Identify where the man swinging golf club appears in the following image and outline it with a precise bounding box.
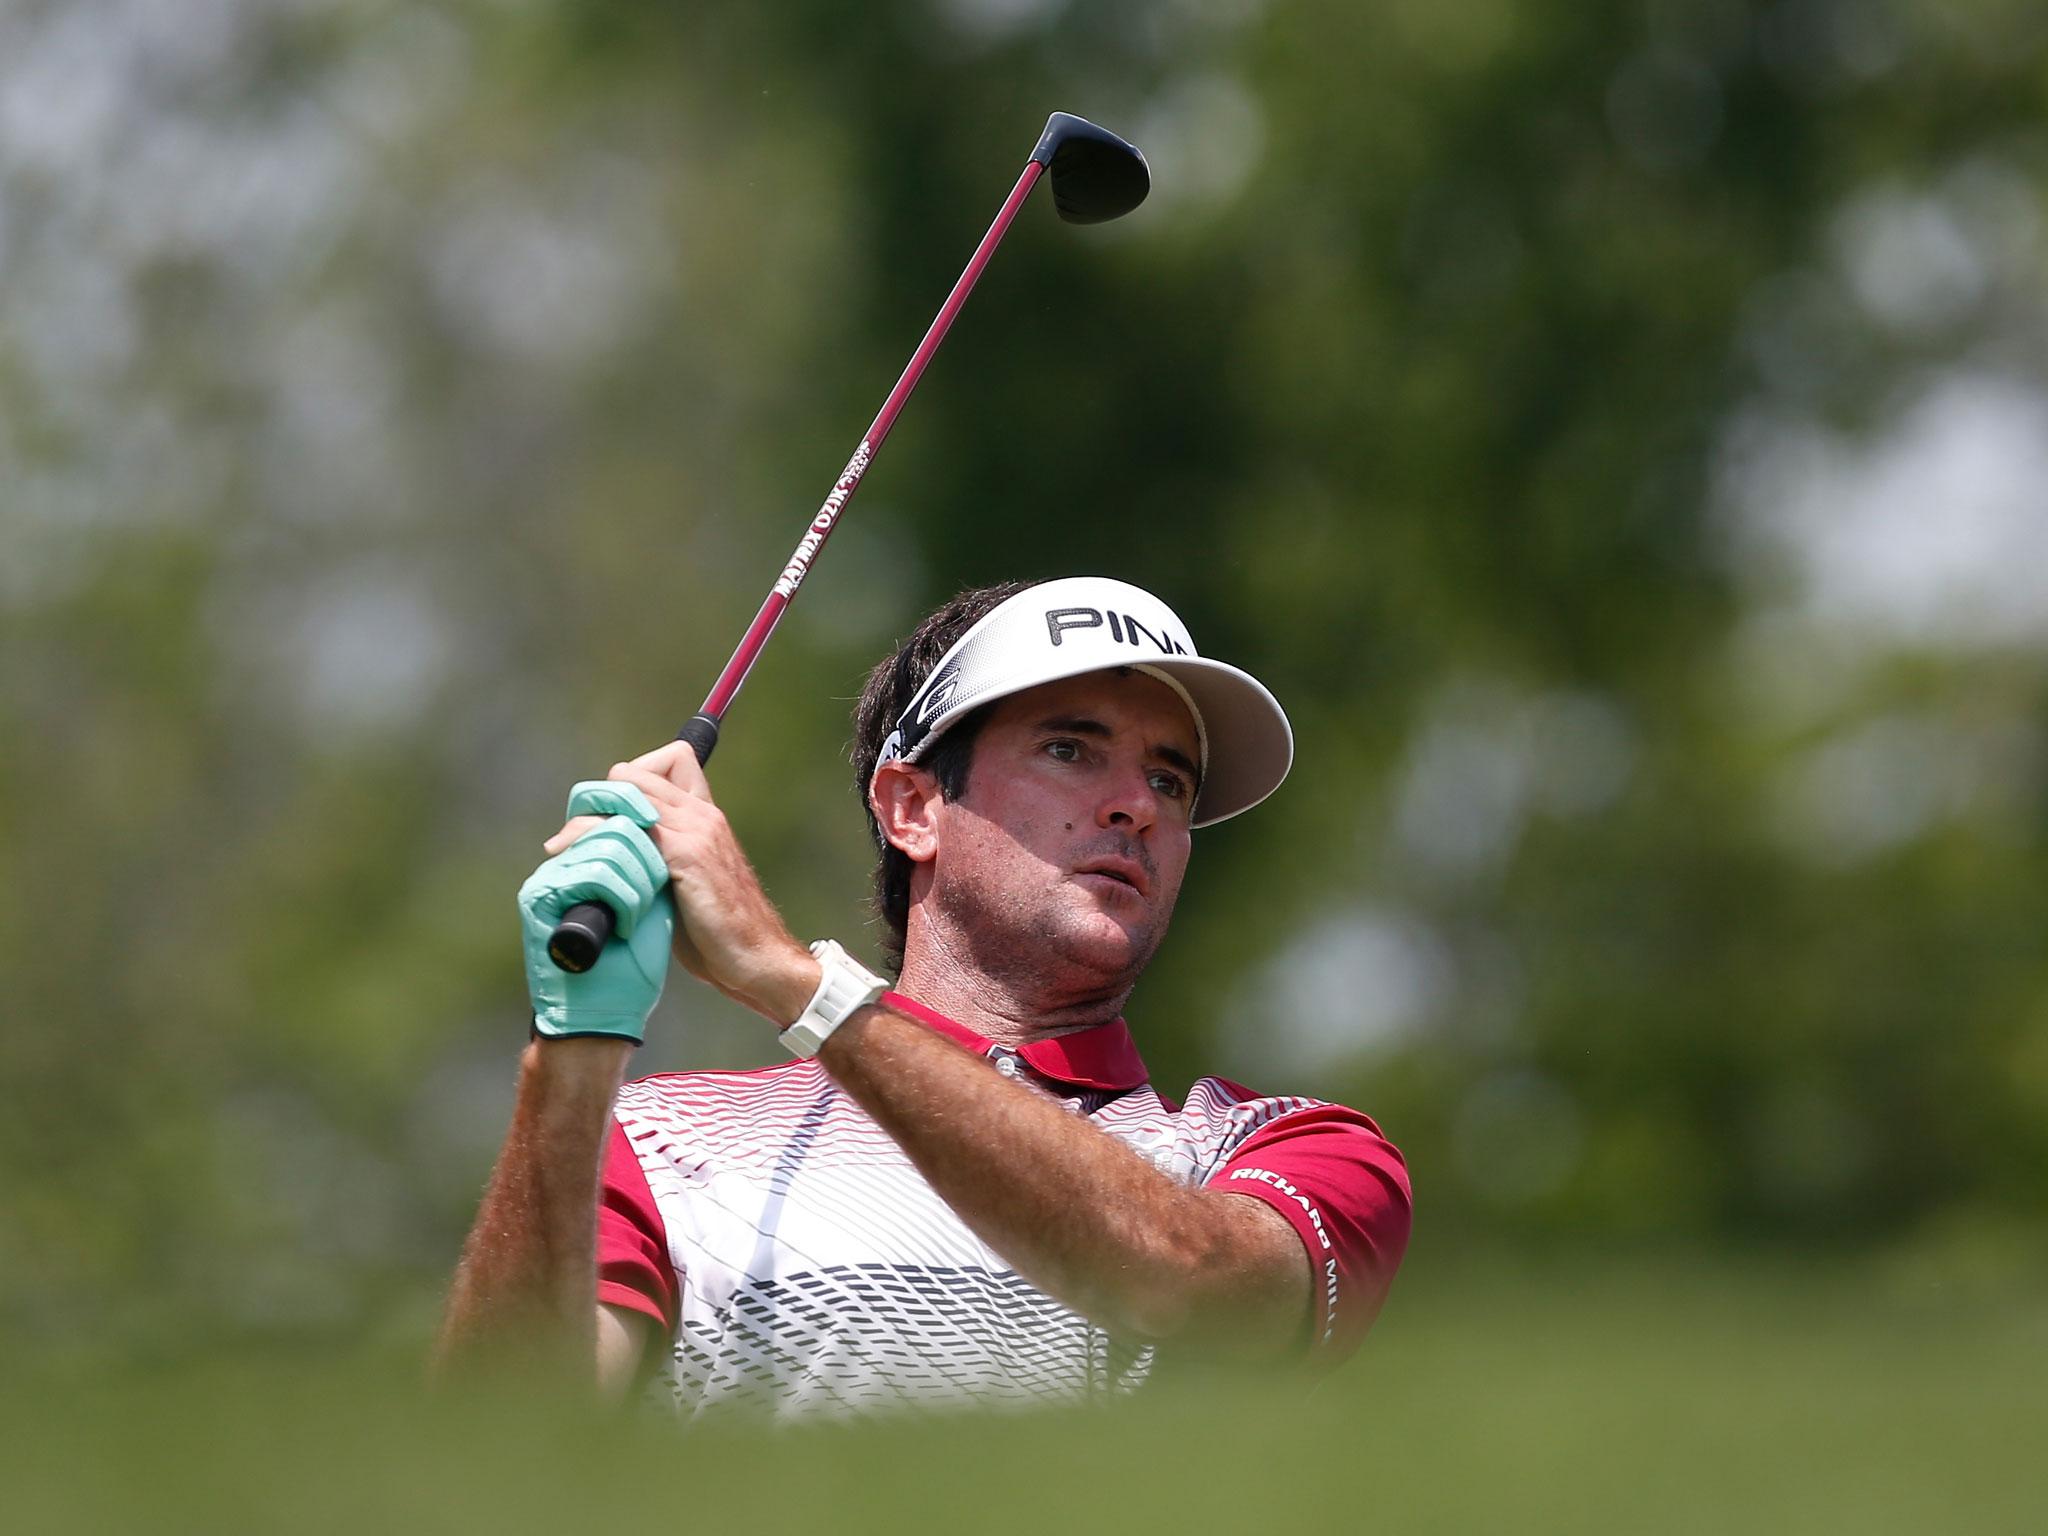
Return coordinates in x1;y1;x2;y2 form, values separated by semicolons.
438;576;1412;1417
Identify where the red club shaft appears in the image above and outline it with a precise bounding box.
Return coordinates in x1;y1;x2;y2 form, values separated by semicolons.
700;157;1048;720
546;113;1149;973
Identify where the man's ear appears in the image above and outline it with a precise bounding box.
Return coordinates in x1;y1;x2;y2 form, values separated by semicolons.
871;759;942;864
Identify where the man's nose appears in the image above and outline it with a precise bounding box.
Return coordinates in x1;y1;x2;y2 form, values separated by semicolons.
1097;767;1158;832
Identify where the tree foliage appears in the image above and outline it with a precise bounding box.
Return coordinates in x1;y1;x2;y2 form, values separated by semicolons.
4;0;2046;1357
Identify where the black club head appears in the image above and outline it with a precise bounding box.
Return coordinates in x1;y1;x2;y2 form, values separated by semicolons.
1031;112;1150;225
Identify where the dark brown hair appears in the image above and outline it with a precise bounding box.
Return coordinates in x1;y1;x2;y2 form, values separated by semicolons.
852;581;1029;971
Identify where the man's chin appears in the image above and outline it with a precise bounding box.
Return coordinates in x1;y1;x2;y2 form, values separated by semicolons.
1041;906;1160;980
928;875;1169;992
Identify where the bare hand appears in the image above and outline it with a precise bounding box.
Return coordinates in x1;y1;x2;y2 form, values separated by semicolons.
544;743;818;1025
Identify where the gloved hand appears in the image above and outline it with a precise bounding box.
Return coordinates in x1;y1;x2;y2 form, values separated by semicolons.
520;781;675;1042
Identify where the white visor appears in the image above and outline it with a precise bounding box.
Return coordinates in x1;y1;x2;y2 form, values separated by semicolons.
873;576;1293;827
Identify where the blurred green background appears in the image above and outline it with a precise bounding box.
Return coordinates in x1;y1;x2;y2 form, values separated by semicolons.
5;0;2047;1523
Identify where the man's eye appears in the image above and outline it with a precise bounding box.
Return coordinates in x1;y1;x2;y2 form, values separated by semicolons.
1149;771;1189;800
1045;739;1081;762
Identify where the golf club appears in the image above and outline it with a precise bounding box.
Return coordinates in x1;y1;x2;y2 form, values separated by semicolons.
547;111;1149;973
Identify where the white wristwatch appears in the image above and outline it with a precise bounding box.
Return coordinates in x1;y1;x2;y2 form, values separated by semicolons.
779;939;889;1057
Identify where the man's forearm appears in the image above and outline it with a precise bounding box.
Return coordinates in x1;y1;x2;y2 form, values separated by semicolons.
818;1005;1309;1357
434;1036;634;1380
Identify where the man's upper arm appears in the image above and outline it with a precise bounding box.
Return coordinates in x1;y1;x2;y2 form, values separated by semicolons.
596;1302;656;1395
595;1118;678;1384
1207;1103;1413;1361
1185;1186;1316;1356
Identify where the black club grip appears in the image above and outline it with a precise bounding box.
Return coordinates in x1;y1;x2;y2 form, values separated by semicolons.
546;713;721;973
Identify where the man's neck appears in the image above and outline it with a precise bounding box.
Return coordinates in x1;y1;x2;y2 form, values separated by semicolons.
893;922;1133;1050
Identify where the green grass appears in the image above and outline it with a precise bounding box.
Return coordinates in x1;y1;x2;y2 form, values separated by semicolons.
7;1250;2042;1533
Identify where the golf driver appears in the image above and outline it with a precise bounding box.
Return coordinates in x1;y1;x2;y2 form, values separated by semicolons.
548;111;1149;973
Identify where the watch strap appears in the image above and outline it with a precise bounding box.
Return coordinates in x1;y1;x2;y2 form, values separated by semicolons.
780;939;888;1057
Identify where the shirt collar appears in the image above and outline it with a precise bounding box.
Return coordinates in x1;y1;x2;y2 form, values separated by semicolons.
881;990;1151;1092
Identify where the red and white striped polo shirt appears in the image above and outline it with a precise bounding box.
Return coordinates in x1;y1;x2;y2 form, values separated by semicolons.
598;992;1410;1420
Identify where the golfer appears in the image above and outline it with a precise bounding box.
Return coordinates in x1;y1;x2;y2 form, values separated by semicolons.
439;576;1411;1417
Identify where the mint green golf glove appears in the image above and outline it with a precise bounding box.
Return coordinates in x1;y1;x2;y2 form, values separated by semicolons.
520;781;674;1042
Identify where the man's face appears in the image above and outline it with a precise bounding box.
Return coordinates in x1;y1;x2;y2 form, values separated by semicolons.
923;668;1200;989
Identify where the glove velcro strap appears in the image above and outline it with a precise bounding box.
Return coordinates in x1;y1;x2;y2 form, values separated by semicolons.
530;1012;647;1044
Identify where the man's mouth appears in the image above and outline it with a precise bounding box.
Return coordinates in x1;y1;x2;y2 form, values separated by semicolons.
1075;857;1149;898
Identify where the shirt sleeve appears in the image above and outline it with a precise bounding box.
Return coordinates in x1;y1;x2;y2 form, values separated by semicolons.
1206;1101;1412;1363
597;1119;679;1335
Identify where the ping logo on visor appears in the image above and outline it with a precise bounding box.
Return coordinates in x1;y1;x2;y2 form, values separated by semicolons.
1044;606;1192;654
870;576;1296;830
